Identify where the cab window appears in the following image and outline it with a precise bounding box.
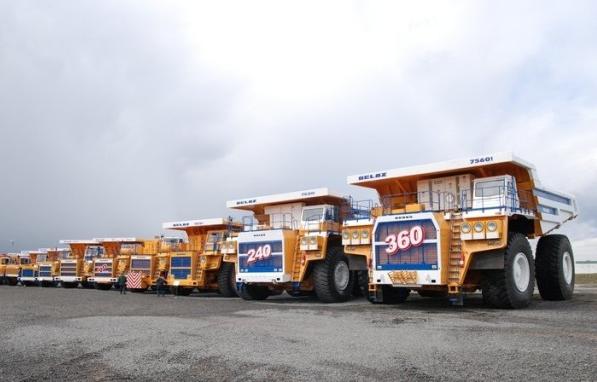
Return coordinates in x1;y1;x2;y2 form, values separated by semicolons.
302;208;324;223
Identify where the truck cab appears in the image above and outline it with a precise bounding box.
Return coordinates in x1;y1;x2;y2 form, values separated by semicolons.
344;153;578;308
4;254;28;285
162;218;242;296
227;188;367;302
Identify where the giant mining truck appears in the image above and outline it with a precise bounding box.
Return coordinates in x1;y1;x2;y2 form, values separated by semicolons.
343;153;578;308
91;238;144;290
227;188;369;302
163;218;242;296
18;250;45;286
56;240;103;288
3;253;30;286
125;237;185;292
36;248;70;287
0;253;8;284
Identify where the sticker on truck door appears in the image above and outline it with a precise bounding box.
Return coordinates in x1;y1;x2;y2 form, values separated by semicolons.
374;219;438;270
238;241;283;273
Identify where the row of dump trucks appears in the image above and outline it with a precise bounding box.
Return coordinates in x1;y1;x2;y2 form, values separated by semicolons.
1;153;579;308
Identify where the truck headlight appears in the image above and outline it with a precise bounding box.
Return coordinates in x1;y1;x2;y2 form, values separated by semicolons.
487;221;498;232
473;222;485;233
461;223;472;234
308;237;317;245
300;237;308;246
361;230;369;239
352;231;359;239
342;232;350;240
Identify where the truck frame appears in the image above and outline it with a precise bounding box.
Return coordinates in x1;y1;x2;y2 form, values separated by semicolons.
36;248;70;287
125;237;184;292
18;250;44;286
162;218;241;296
344;153;578;308
92;238;143;290
227;188;368;302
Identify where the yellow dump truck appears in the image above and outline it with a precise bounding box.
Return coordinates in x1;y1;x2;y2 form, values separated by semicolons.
56;240;102;288
227;188;369;302
0;254;8;284
18;250;44;286
344;153;578;308
2;253;24;285
125;237;184;292
36;248;70;287
91;238;144;290
162;218;242;296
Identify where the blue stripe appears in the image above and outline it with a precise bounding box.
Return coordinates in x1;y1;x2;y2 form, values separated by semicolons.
534;189;571;205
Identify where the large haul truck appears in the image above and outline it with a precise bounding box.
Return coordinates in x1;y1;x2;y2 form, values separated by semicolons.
163;218;242;296
56;240;102;288
3;253;30;286
36;248;70;287
343;153;578;308
18;250;44;286
227;188;368;302
91;238;143;290
0;254;8;284
125;237;184;292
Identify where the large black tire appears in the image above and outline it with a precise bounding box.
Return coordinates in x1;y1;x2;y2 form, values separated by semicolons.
417;290;448;298
62;282;78;288
313;247;355;303
6;278;18;286
535;235;575;301
95;283;113;291
238;284;270;300
482;233;535;309
170;286;193;296
352;271;369;297
81;281;94;289
22;281;36;287
217;262;238;297
40;281;56;288
382;286;410;303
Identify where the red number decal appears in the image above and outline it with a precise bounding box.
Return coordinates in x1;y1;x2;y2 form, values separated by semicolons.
385;226;425;255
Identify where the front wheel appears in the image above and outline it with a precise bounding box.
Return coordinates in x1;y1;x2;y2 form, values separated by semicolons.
313;247;355;303
238;284;270;300
95;283;113;291
535;235;575;300
482;233;535;309
170;286;193;296
217;262;238;297
61;282;78;289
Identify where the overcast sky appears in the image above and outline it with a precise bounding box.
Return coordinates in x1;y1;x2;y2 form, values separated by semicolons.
1;1;596;259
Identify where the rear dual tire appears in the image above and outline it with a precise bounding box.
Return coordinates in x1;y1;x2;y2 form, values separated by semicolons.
535;234;575;300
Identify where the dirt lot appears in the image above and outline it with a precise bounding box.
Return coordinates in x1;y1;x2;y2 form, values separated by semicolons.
0;284;596;382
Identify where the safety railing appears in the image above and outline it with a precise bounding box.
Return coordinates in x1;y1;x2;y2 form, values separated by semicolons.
343;199;375;222
242;213;298;231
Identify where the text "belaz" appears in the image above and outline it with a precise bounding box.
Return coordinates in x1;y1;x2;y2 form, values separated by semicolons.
358;172;387;181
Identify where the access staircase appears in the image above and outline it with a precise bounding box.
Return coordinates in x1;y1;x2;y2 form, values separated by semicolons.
448;212;464;293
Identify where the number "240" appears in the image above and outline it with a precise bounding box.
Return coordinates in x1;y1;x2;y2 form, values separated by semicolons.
247;245;272;264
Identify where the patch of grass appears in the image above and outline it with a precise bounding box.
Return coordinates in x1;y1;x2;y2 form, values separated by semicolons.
576;273;597;284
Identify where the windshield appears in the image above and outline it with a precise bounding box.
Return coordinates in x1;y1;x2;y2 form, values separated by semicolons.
20;258;31;265
475;179;505;198
302;208;324;223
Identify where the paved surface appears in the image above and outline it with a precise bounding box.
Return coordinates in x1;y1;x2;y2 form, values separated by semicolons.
0;285;596;382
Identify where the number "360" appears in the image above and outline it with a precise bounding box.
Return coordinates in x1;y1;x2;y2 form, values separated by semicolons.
385;226;425;255
247;245;272;264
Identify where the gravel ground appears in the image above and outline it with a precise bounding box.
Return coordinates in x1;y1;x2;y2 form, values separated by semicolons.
0;285;596;382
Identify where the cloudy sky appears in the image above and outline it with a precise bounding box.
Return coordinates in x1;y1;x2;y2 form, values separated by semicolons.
1;1;596;260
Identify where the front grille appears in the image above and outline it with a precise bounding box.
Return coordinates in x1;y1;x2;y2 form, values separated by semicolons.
171;269;191;279
131;259;151;270
39;266;52;277
60;263;77;276
21;269;35;277
94;261;113;277
171;257;191;268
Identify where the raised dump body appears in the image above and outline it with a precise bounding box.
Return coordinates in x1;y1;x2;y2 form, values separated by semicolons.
125;237;185;292
227;188;368;302
57;240;102;288
36;248;70;287
344;153;578;308
162;218;242;296
18;250;45;286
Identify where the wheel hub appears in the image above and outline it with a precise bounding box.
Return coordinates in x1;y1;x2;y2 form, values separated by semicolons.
513;252;530;292
333;261;350;291
562;251;573;284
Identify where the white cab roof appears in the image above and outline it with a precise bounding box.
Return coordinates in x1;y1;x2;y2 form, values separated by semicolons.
162;218;239;230
227;187;345;211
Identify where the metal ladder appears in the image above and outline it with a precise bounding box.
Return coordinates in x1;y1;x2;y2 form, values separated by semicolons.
448;212;464;293
290;237;303;283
